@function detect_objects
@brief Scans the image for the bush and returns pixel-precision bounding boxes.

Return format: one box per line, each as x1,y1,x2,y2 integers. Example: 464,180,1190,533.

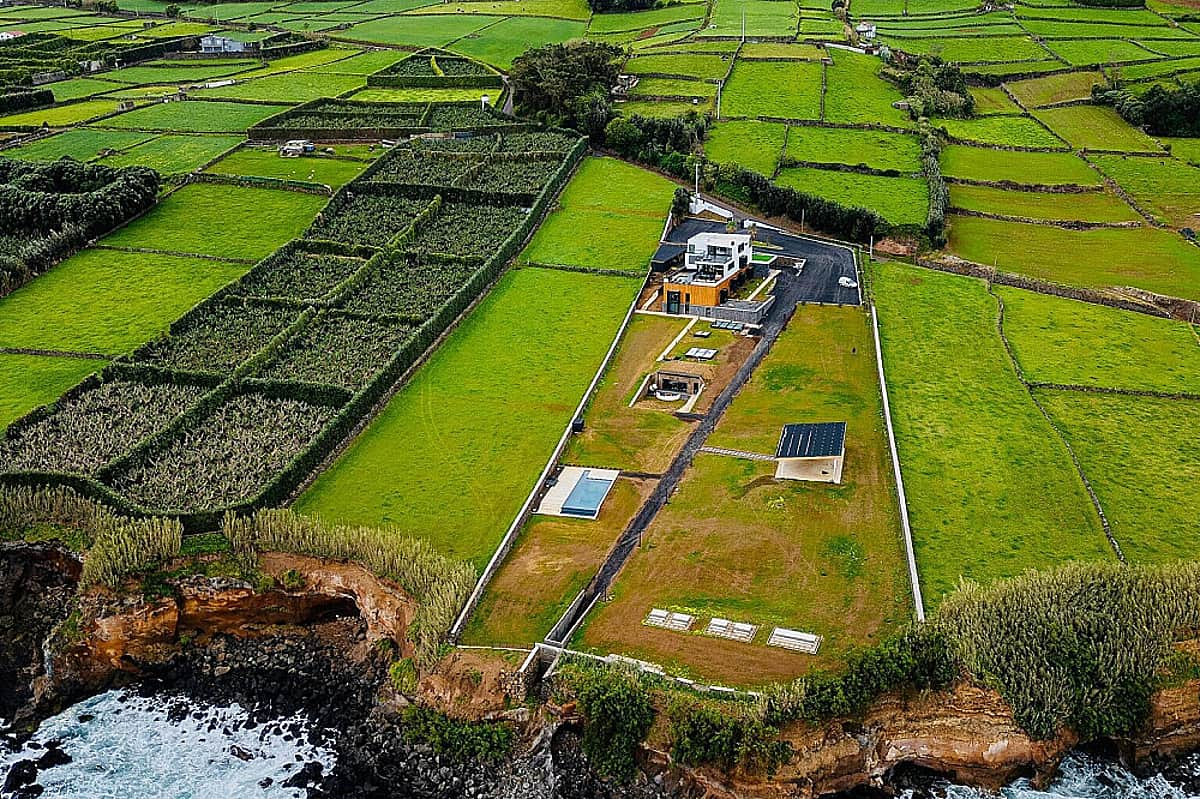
884,56,974,120
80,515,182,588
1099,79,1200,137
400,706,514,763
920,124,947,246
556,659,655,782
668,697,791,776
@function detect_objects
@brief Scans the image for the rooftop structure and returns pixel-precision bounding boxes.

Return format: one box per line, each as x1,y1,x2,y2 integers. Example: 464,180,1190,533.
775,422,847,483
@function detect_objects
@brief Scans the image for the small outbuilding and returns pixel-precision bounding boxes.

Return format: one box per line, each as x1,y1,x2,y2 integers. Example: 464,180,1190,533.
774,422,846,483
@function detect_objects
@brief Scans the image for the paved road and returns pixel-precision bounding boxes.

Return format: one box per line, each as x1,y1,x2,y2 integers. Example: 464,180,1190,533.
545,269,810,645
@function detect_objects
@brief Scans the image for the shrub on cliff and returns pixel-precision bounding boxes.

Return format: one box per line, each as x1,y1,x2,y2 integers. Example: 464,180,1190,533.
400,706,514,763
222,509,477,670
668,696,791,776
555,658,655,782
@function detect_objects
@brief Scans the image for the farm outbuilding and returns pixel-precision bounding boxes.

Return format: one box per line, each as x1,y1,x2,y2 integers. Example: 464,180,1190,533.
774,422,846,483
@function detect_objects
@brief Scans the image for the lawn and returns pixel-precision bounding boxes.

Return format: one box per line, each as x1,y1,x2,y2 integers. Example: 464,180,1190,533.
103,183,327,261
706,0,798,37
0,98,125,128
338,13,498,46
206,147,369,188
874,262,1112,604
576,307,912,685
565,313,696,474
785,126,922,172
704,120,787,175
947,184,1140,223
42,77,123,102
996,286,1200,394
2,128,156,161
946,216,1200,301
625,53,733,80
776,167,929,227
940,145,1100,185
969,85,1022,115
0,250,247,355
521,156,674,271
1037,391,1200,565
102,100,290,133
823,51,915,128
297,268,640,569
462,475,656,647
449,16,585,68
722,60,823,120
0,355,103,432
588,3,706,34
101,134,243,174
1088,154,1200,228
1034,105,1164,152
1006,70,1105,107
933,115,1065,148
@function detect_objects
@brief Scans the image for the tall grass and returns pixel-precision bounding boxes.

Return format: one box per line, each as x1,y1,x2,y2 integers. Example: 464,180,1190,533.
0,484,108,536
222,509,477,668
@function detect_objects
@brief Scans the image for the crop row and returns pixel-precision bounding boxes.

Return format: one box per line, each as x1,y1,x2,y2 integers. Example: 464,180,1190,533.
236,247,366,301
306,194,433,248
369,150,483,185
498,131,590,154
461,159,560,195
135,302,296,375
260,313,415,390
340,254,483,318
0,380,206,476
409,203,529,258
110,392,336,514
413,135,500,154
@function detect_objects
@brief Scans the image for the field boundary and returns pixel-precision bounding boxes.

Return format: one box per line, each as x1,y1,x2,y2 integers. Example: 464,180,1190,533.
870,303,925,623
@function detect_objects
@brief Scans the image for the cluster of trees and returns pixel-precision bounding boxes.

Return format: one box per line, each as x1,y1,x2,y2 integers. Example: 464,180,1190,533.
921,123,948,246
1095,79,1200,137
604,112,708,177
509,41,625,139
0,159,160,238
884,55,975,119
0,86,53,114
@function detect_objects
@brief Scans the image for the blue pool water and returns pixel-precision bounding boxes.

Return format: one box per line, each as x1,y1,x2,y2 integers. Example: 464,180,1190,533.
561,471,614,518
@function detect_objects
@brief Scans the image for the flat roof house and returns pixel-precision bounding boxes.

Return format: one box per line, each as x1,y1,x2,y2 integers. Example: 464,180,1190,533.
660,231,752,315
775,422,846,483
200,34,259,54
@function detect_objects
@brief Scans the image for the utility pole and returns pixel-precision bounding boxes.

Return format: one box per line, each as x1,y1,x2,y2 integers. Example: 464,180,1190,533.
801,207,805,232
716,79,722,119
741,7,746,41
694,161,700,197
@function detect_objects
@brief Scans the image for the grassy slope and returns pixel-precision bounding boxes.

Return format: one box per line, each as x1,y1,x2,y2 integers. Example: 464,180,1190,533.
297,268,639,570
947,184,1141,223
874,262,1112,604
103,100,289,133
704,120,787,175
0,355,103,432
940,145,1100,186
206,147,369,188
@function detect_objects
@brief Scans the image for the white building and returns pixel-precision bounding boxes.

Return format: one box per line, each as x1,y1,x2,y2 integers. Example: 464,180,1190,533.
855,22,877,40
200,34,256,54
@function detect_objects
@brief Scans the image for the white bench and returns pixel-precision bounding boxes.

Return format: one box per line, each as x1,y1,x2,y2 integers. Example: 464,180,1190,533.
767,626,822,654
704,617,758,643
644,608,695,632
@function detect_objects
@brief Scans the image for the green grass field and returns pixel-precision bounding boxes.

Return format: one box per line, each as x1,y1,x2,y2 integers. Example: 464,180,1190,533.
1037,391,1200,565
0,98,126,128
206,147,369,188
0,250,247,355
1088,154,1200,228
2,128,156,161
722,60,823,120
874,262,1113,603
1006,70,1105,107
706,0,797,37
969,86,1022,115
577,307,911,685
625,53,732,80
824,51,914,128
42,77,123,102
629,77,717,100
412,0,590,19
449,16,585,67
297,267,639,569
339,13,498,46
777,167,929,227
0,355,104,432
196,72,365,103
947,184,1140,223
704,120,787,174
103,183,327,261
785,125,922,172
940,145,1100,186
101,134,242,174
947,216,1200,301
934,115,1065,148
588,3,705,33
996,286,1200,394
102,100,290,133
520,157,674,272
1035,105,1164,152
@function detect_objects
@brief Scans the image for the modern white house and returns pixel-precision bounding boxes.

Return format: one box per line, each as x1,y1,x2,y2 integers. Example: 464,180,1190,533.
200,34,257,54
660,231,753,314
0,30,25,41
855,21,877,40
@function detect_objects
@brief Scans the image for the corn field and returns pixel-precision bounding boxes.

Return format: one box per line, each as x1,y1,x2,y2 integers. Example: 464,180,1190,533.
223,509,476,669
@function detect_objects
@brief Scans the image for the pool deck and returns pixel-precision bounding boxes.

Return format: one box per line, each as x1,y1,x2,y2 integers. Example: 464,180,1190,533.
536,466,620,520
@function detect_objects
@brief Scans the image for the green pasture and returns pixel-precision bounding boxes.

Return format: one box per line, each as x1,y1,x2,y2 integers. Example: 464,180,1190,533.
969,86,1021,115
103,62,256,85
874,262,1112,604
0,98,125,129
704,120,787,174
947,216,1200,301
207,147,368,187
42,77,123,102
1045,39,1159,67
624,53,733,80
1006,70,1105,107
0,355,103,432
785,125,922,172
1037,392,1200,565
777,167,929,227
413,0,590,18
103,183,326,261
940,145,1099,185
1035,105,1163,152
196,72,365,103
996,286,1200,394
722,60,822,120
102,134,242,174
0,250,246,355
823,51,914,128
338,13,498,46
298,268,639,570
933,115,1064,148
1089,154,1200,228
630,77,716,99
449,16,585,67
883,34,1047,63
705,0,797,38
588,3,705,33
947,184,1140,223
2,129,154,162
102,100,289,133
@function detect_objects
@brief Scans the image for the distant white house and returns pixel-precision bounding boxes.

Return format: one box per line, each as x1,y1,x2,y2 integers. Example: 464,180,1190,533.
855,21,877,40
200,34,257,54
0,30,25,41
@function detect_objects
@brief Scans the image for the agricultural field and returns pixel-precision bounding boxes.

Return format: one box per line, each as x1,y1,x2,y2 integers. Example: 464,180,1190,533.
947,184,1141,223
100,134,243,174
784,126,922,172
776,167,929,227
703,120,787,174
875,263,1113,603
722,60,823,120
101,100,291,133
0,355,104,432
1088,154,1200,228
205,146,371,188
940,145,1100,186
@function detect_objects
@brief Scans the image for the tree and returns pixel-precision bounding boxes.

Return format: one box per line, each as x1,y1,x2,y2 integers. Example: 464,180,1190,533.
603,116,643,153
164,3,181,15
509,42,623,133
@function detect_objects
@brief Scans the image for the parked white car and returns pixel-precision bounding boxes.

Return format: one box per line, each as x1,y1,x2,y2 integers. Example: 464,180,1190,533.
838,276,859,289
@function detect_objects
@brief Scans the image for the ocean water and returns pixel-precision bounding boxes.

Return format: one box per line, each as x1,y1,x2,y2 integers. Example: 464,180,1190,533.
0,690,335,799
927,752,1200,799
